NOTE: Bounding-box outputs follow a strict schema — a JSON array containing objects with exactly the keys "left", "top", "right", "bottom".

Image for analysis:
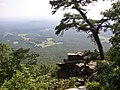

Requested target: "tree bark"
[{"left": 92, "top": 31, "right": 104, "bottom": 60}]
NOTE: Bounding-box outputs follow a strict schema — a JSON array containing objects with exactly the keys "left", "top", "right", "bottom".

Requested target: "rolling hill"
[{"left": 0, "top": 20, "right": 112, "bottom": 64}]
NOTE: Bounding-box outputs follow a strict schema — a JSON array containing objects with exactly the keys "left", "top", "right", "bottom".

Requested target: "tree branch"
[
  {"left": 97, "top": 18, "right": 110, "bottom": 30},
  {"left": 73, "top": 4, "right": 94, "bottom": 28}
]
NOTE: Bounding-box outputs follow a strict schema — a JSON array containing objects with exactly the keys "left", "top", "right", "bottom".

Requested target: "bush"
[
  {"left": 86, "top": 82, "right": 103, "bottom": 90},
  {"left": 0, "top": 64, "right": 78, "bottom": 90}
]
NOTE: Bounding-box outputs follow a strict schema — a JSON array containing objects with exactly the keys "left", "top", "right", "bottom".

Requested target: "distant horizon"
[{"left": 0, "top": 17, "right": 61, "bottom": 23}]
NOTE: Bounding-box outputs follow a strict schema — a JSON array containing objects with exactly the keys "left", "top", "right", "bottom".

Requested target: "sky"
[{"left": 0, "top": 0, "right": 114, "bottom": 21}]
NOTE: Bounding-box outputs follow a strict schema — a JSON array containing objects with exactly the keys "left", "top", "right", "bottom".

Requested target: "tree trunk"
[
  {"left": 92, "top": 32, "right": 104, "bottom": 60},
  {"left": 75, "top": 9, "right": 104, "bottom": 60}
]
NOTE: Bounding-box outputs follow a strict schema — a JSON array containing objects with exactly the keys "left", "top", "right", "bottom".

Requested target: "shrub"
[{"left": 86, "top": 82, "right": 103, "bottom": 90}]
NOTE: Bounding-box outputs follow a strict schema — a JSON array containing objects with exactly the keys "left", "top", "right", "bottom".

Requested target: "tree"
[
  {"left": 11, "top": 48, "right": 39, "bottom": 67},
  {"left": 94, "top": 1, "right": 120, "bottom": 89},
  {"left": 0, "top": 43, "right": 39, "bottom": 86},
  {"left": 0, "top": 64, "right": 78, "bottom": 90},
  {"left": 49, "top": 0, "right": 115, "bottom": 60},
  {"left": 0, "top": 43, "right": 14, "bottom": 85},
  {"left": 103, "top": 1, "right": 120, "bottom": 62}
]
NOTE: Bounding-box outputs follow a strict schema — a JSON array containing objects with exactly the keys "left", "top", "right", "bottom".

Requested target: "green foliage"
[
  {"left": 97, "top": 2, "right": 120, "bottom": 89},
  {"left": 95, "top": 60, "right": 120, "bottom": 90},
  {"left": 0, "top": 43, "right": 14, "bottom": 85},
  {"left": 28, "top": 64, "right": 59, "bottom": 78},
  {"left": 0, "top": 43, "right": 78, "bottom": 89},
  {"left": 88, "top": 1, "right": 120, "bottom": 89},
  {"left": 11, "top": 48, "right": 39, "bottom": 67},
  {"left": 102, "top": 1, "right": 120, "bottom": 21},
  {"left": 86, "top": 82, "right": 103, "bottom": 90},
  {"left": 95, "top": 7, "right": 120, "bottom": 87},
  {"left": 0, "top": 43, "right": 12, "bottom": 62},
  {"left": 106, "top": 46, "right": 120, "bottom": 66},
  {"left": 0, "top": 64, "right": 78, "bottom": 90},
  {"left": 50, "top": 0, "right": 96, "bottom": 14},
  {"left": 104, "top": 1, "right": 120, "bottom": 54},
  {"left": 0, "top": 43, "right": 39, "bottom": 86},
  {"left": 89, "top": 49, "right": 100, "bottom": 60},
  {"left": 55, "top": 13, "right": 91, "bottom": 35}
]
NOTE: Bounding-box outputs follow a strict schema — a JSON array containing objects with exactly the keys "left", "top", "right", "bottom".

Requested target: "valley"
[{"left": 0, "top": 20, "right": 112, "bottom": 64}]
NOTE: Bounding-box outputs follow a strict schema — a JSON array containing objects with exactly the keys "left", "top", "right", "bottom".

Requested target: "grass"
[{"left": 35, "top": 38, "right": 63, "bottom": 48}]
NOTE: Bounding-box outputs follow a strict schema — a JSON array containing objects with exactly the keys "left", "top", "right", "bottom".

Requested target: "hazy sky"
[{"left": 0, "top": 0, "right": 113, "bottom": 20}]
